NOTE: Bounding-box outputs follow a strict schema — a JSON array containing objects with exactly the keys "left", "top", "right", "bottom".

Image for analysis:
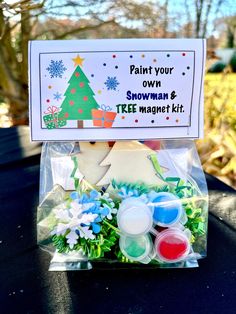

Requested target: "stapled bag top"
[{"left": 29, "top": 38, "right": 206, "bottom": 141}]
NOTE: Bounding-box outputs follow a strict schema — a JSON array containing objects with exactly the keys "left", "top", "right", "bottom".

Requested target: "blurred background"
[{"left": 0, "top": 0, "right": 235, "bottom": 188}]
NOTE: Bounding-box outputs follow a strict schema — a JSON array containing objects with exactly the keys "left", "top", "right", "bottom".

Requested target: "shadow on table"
[
  {"left": 1, "top": 213, "right": 235, "bottom": 314},
  {"left": 65, "top": 213, "right": 236, "bottom": 314},
  {"left": 0, "top": 127, "right": 41, "bottom": 260}
]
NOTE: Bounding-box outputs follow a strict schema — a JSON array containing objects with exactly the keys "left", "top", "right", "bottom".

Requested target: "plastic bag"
[{"left": 38, "top": 140, "right": 208, "bottom": 270}]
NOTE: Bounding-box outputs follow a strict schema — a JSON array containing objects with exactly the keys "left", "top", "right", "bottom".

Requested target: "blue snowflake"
[
  {"left": 46, "top": 60, "right": 67, "bottom": 78},
  {"left": 104, "top": 76, "right": 120, "bottom": 90},
  {"left": 53, "top": 92, "right": 62, "bottom": 101},
  {"left": 69, "top": 190, "right": 114, "bottom": 233}
]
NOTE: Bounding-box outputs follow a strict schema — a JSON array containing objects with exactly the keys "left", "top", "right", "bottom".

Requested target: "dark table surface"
[{"left": 0, "top": 126, "right": 236, "bottom": 314}]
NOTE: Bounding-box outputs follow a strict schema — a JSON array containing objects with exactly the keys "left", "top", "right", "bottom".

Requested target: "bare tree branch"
[
  {"left": 195, "top": 0, "right": 204, "bottom": 37},
  {"left": 202, "top": 0, "right": 213, "bottom": 37},
  {"left": 54, "top": 19, "right": 118, "bottom": 39}
]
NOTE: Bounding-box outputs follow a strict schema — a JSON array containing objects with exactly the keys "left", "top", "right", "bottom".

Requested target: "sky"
[{"left": 3, "top": 0, "right": 236, "bottom": 38}]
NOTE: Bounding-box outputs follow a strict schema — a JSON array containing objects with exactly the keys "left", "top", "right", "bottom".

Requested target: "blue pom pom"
[
  {"left": 70, "top": 192, "right": 79, "bottom": 200},
  {"left": 92, "top": 223, "right": 101, "bottom": 234},
  {"left": 95, "top": 216, "right": 102, "bottom": 223},
  {"left": 90, "top": 190, "right": 99, "bottom": 199},
  {"left": 100, "top": 206, "right": 109, "bottom": 216}
]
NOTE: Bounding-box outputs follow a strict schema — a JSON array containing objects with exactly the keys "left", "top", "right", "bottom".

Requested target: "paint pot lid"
[
  {"left": 155, "top": 228, "right": 190, "bottom": 263},
  {"left": 117, "top": 198, "right": 153, "bottom": 236},
  {"left": 120, "top": 234, "right": 153, "bottom": 262},
  {"left": 152, "top": 192, "right": 183, "bottom": 227}
]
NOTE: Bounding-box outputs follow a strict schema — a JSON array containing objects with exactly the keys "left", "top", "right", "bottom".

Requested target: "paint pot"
[
  {"left": 120, "top": 234, "right": 153, "bottom": 264},
  {"left": 151, "top": 192, "right": 183, "bottom": 227},
  {"left": 117, "top": 198, "right": 153, "bottom": 236},
  {"left": 155, "top": 228, "right": 190, "bottom": 263}
]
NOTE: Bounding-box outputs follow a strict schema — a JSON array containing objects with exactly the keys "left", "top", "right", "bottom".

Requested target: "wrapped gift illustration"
[
  {"left": 43, "top": 106, "right": 67, "bottom": 129},
  {"left": 92, "top": 105, "right": 117, "bottom": 128}
]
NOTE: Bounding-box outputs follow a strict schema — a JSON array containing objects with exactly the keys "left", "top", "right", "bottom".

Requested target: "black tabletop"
[{"left": 0, "top": 127, "right": 235, "bottom": 314}]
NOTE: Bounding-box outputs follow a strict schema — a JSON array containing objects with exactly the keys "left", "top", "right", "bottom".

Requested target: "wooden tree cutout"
[
  {"left": 96, "top": 141, "right": 166, "bottom": 187},
  {"left": 76, "top": 142, "right": 111, "bottom": 185}
]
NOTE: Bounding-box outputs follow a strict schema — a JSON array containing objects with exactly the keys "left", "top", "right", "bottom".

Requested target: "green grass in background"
[{"left": 197, "top": 73, "right": 236, "bottom": 188}]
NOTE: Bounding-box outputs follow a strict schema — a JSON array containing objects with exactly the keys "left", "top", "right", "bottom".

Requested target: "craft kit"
[{"left": 29, "top": 39, "right": 208, "bottom": 270}]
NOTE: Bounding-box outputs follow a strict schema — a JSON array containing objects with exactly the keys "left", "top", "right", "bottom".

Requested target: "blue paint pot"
[{"left": 152, "top": 192, "right": 183, "bottom": 227}]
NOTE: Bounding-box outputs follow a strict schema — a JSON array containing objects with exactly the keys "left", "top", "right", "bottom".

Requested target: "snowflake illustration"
[
  {"left": 47, "top": 60, "right": 67, "bottom": 78},
  {"left": 53, "top": 92, "right": 62, "bottom": 101},
  {"left": 104, "top": 76, "right": 120, "bottom": 90}
]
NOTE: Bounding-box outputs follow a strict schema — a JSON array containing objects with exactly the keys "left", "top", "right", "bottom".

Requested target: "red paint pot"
[{"left": 155, "top": 228, "right": 190, "bottom": 263}]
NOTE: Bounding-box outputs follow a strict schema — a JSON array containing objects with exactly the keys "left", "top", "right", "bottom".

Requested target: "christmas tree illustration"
[
  {"left": 96, "top": 141, "right": 166, "bottom": 187},
  {"left": 60, "top": 54, "right": 99, "bottom": 128}
]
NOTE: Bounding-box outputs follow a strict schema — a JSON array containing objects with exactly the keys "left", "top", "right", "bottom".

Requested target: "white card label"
[{"left": 29, "top": 39, "right": 205, "bottom": 141}]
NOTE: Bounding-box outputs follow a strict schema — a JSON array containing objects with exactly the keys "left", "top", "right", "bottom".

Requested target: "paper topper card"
[{"left": 29, "top": 39, "right": 206, "bottom": 141}]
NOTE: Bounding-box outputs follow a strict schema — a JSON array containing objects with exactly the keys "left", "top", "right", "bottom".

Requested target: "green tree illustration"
[{"left": 60, "top": 59, "right": 99, "bottom": 128}]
